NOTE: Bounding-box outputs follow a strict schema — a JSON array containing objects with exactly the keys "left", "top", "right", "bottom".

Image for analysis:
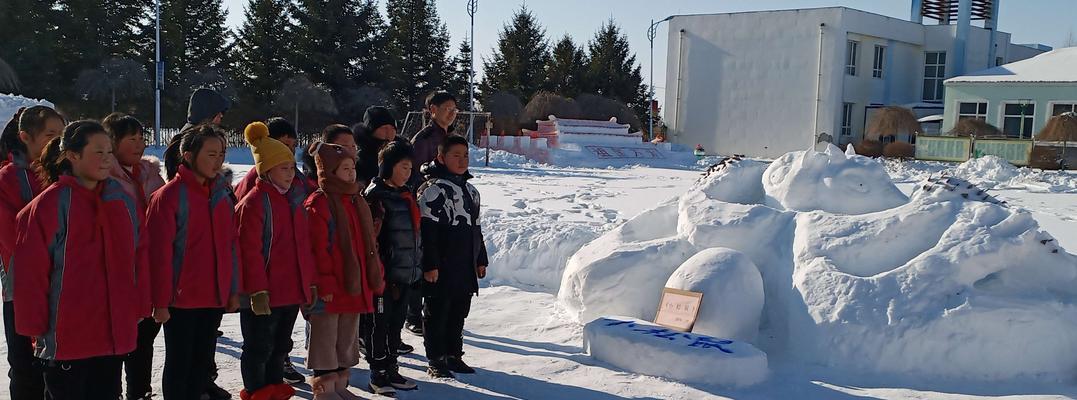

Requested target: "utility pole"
[
  {"left": 465, "top": 0, "right": 478, "bottom": 145},
  {"left": 154, "top": 0, "right": 163, "bottom": 145}
]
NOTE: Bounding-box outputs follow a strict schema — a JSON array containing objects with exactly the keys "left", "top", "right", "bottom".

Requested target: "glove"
[{"left": 251, "top": 291, "right": 271, "bottom": 316}]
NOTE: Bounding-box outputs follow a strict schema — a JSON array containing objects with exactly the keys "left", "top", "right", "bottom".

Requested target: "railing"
[{"left": 915, "top": 135, "right": 1071, "bottom": 169}]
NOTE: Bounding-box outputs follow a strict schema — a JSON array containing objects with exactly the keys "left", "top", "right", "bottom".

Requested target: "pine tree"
[
  {"left": 0, "top": 0, "right": 61, "bottom": 100},
  {"left": 385, "top": 0, "right": 451, "bottom": 113},
  {"left": 446, "top": 39, "right": 477, "bottom": 110},
  {"left": 139, "top": 0, "right": 235, "bottom": 125},
  {"left": 479, "top": 6, "right": 549, "bottom": 106},
  {"left": 292, "top": 0, "right": 386, "bottom": 120},
  {"left": 234, "top": 0, "right": 295, "bottom": 109},
  {"left": 545, "top": 35, "right": 588, "bottom": 98},
  {"left": 584, "top": 21, "right": 648, "bottom": 132},
  {"left": 55, "top": 0, "right": 148, "bottom": 116}
]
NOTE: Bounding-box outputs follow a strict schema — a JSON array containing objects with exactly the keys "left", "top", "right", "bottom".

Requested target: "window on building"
[
  {"left": 846, "top": 40, "right": 859, "bottom": 76},
  {"left": 922, "top": 51, "right": 946, "bottom": 102},
  {"left": 958, "top": 102, "right": 988, "bottom": 121},
  {"left": 872, "top": 45, "right": 886, "bottom": 78},
  {"left": 841, "top": 103, "right": 854, "bottom": 137},
  {"left": 1052, "top": 103, "right": 1077, "bottom": 116},
  {"left": 1002, "top": 102, "right": 1035, "bottom": 138}
]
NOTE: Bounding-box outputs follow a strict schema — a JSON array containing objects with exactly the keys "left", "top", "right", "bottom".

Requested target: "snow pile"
[
  {"left": 470, "top": 145, "right": 531, "bottom": 168},
  {"left": 561, "top": 144, "right": 1077, "bottom": 382},
  {"left": 665, "top": 248, "right": 764, "bottom": 343},
  {"left": 481, "top": 210, "right": 601, "bottom": 291},
  {"left": 886, "top": 156, "right": 1077, "bottom": 193},
  {"left": 0, "top": 93, "right": 54, "bottom": 122},
  {"left": 950, "top": 155, "right": 1021, "bottom": 188},
  {"left": 583, "top": 317, "right": 768, "bottom": 387}
]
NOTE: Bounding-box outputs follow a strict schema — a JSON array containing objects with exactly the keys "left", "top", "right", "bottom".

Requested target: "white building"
[
  {"left": 663, "top": 0, "right": 1047, "bottom": 158},
  {"left": 942, "top": 47, "right": 1077, "bottom": 138}
]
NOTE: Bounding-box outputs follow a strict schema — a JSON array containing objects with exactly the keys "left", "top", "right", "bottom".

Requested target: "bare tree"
[
  {"left": 274, "top": 75, "right": 337, "bottom": 135},
  {"left": 75, "top": 58, "right": 150, "bottom": 112}
]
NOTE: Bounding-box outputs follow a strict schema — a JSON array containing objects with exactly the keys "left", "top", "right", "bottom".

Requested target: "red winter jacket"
[
  {"left": 147, "top": 165, "right": 238, "bottom": 309},
  {"left": 236, "top": 178, "right": 316, "bottom": 307},
  {"left": 305, "top": 191, "right": 381, "bottom": 314},
  {"left": 0, "top": 157, "right": 46, "bottom": 302},
  {"left": 234, "top": 166, "right": 314, "bottom": 203},
  {"left": 14, "top": 176, "right": 149, "bottom": 361}
]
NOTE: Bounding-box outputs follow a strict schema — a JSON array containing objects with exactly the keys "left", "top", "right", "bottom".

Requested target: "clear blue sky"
[{"left": 222, "top": 0, "right": 1075, "bottom": 101}]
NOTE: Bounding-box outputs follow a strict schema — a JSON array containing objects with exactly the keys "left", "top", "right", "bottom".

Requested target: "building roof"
[{"left": 946, "top": 47, "right": 1077, "bottom": 84}]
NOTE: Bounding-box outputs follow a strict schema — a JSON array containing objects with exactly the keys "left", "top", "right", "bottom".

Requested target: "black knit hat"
[
  {"left": 378, "top": 141, "right": 414, "bottom": 179},
  {"left": 363, "top": 106, "right": 396, "bottom": 132}
]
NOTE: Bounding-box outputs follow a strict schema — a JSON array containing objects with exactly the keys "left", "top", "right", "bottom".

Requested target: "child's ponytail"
[
  {"left": 164, "top": 124, "right": 228, "bottom": 180},
  {"left": 0, "top": 107, "right": 25, "bottom": 162},
  {"left": 37, "top": 120, "right": 108, "bottom": 184}
]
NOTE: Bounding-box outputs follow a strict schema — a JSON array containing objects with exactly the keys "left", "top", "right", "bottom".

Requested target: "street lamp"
[
  {"left": 467, "top": 0, "right": 477, "bottom": 144},
  {"left": 154, "top": 0, "right": 162, "bottom": 145},
  {"left": 648, "top": 16, "right": 673, "bottom": 141}
]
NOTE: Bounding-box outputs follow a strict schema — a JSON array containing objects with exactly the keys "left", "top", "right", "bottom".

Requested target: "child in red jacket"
[
  {"left": 305, "top": 139, "right": 383, "bottom": 399},
  {"left": 14, "top": 120, "right": 149, "bottom": 400},
  {"left": 102, "top": 112, "right": 167, "bottom": 400},
  {"left": 235, "top": 122, "right": 317, "bottom": 400},
  {"left": 147, "top": 125, "right": 240, "bottom": 400},
  {"left": 0, "top": 105, "right": 63, "bottom": 400}
]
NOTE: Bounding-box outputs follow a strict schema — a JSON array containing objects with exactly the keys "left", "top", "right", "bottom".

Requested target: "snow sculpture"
[
  {"left": 563, "top": 145, "right": 1077, "bottom": 381},
  {"left": 664, "top": 248, "right": 764, "bottom": 343}
]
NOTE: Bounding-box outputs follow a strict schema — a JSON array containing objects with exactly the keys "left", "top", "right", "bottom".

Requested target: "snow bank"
[
  {"left": 886, "top": 156, "right": 1077, "bottom": 193},
  {"left": 481, "top": 210, "right": 600, "bottom": 291},
  {"left": 665, "top": 248, "right": 764, "bottom": 343},
  {"left": 583, "top": 317, "right": 768, "bottom": 387},
  {"left": 0, "top": 93, "right": 54, "bottom": 122},
  {"left": 561, "top": 144, "right": 1077, "bottom": 382}
]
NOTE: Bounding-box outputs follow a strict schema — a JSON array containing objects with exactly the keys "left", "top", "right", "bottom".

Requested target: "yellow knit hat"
[{"left": 244, "top": 121, "right": 295, "bottom": 174}]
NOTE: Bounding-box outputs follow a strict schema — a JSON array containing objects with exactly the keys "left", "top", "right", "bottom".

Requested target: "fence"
[{"left": 915, "top": 135, "right": 1071, "bottom": 169}]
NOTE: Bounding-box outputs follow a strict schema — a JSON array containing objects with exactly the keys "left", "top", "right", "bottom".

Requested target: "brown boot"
[
  {"left": 334, "top": 370, "right": 362, "bottom": 400},
  {"left": 310, "top": 374, "right": 343, "bottom": 400}
]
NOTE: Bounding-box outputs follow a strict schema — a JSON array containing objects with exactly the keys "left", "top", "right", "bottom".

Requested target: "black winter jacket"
[
  {"left": 417, "top": 161, "right": 488, "bottom": 296},
  {"left": 364, "top": 177, "right": 423, "bottom": 286}
]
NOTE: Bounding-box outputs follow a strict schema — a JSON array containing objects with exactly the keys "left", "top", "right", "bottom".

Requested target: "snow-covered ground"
[{"left": 1, "top": 148, "right": 1076, "bottom": 399}]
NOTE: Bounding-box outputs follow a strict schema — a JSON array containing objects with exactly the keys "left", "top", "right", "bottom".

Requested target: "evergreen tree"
[
  {"left": 0, "top": 0, "right": 61, "bottom": 100},
  {"left": 480, "top": 6, "right": 549, "bottom": 106},
  {"left": 584, "top": 21, "right": 648, "bottom": 132},
  {"left": 385, "top": 0, "right": 451, "bottom": 113},
  {"left": 55, "top": 0, "right": 148, "bottom": 117},
  {"left": 234, "top": 0, "right": 295, "bottom": 109},
  {"left": 292, "top": 0, "right": 386, "bottom": 119},
  {"left": 545, "top": 35, "right": 588, "bottom": 98},
  {"left": 446, "top": 39, "right": 477, "bottom": 110},
  {"left": 138, "top": 0, "right": 234, "bottom": 125}
]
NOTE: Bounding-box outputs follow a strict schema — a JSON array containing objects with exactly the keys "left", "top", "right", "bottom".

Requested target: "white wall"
[
  {"left": 664, "top": 8, "right": 844, "bottom": 159},
  {"left": 664, "top": 7, "right": 1043, "bottom": 159}
]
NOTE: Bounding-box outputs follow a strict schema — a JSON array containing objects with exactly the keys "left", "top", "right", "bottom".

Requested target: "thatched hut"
[
  {"left": 852, "top": 140, "right": 884, "bottom": 157},
  {"left": 948, "top": 118, "right": 1003, "bottom": 138},
  {"left": 1036, "top": 112, "right": 1077, "bottom": 142},
  {"left": 866, "top": 106, "right": 921, "bottom": 142},
  {"left": 520, "top": 91, "right": 582, "bottom": 131}
]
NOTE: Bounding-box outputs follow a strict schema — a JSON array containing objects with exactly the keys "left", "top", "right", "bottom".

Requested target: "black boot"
[
  {"left": 426, "top": 358, "right": 454, "bottom": 379},
  {"left": 445, "top": 356, "right": 475, "bottom": 374}
]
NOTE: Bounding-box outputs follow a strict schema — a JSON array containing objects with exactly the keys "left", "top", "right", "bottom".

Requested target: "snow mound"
[
  {"left": 665, "top": 248, "right": 764, "bottom": 343},
  {"left": 0, "top": 93, "right": 54, "bottom": 122},
  {"left": 561, "top": 145, "right": 1077, "bottom": 382},
  {"left": 482, "top": 210, "right": 600, "bottom": 291},
  {"left": 583, "top": 317, "right": 768, "bottom": 387},
  {"left": 471, "top": 145, "right": 530, "bottom": 168},
  {"left": 951, "top": 155, "right": 1021, "bottom": 188}
]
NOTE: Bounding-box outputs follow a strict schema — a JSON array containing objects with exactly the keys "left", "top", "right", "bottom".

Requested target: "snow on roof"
[{"left": 946, "top": 47, "right": 1077, "bottom": 84}]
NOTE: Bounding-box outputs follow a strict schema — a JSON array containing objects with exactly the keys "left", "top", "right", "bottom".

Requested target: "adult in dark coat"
[
  {"left": 354, "top": 106, "right": 405, "bottom": 187},
  {"left": 409, "top": 91, "right": 459, "bottom": 188}
]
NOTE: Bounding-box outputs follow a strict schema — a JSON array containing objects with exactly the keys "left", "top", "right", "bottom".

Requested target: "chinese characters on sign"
[
  {"left": 604, "top": 319, "right": 734, "bottom": 354},
  {"left": 584, "top": 145, "right": 666, "bottom": 160},
  {"left": 654, "top": 287, "right": 703, "bottom": 332}
]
